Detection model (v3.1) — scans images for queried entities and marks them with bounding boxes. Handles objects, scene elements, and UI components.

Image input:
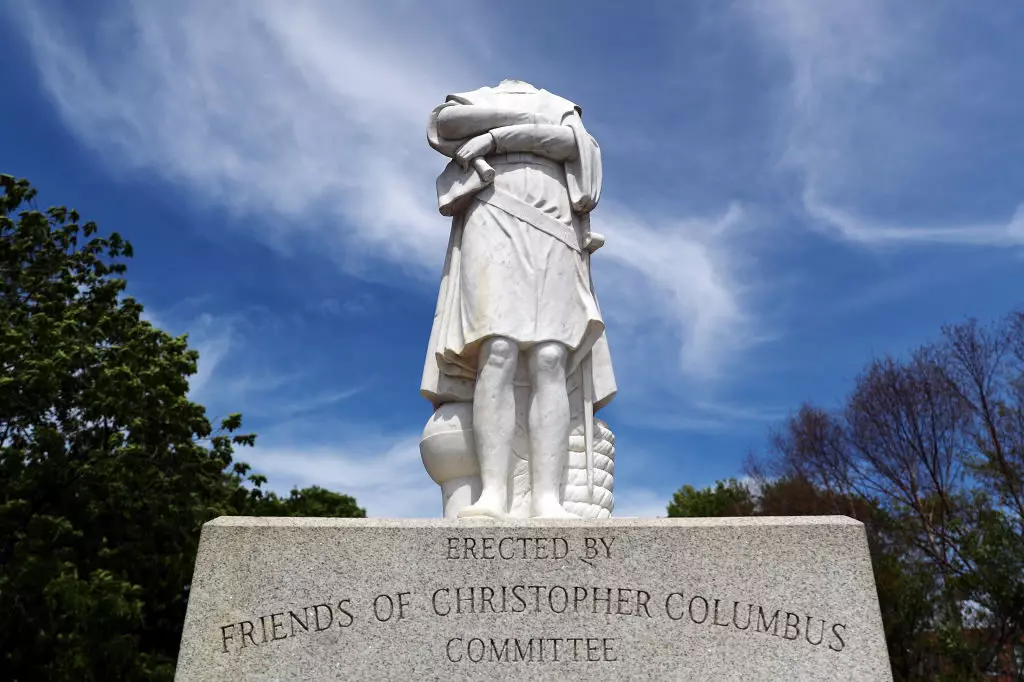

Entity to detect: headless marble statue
[419,80,617,519]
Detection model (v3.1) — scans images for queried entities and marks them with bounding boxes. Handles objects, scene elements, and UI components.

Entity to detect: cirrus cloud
[14,0,761,382]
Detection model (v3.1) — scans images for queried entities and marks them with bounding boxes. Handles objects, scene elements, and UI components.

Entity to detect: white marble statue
[419,79,616,520]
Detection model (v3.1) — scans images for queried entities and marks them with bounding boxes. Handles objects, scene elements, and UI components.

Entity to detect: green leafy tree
[0,175,362,680]
[667,478,755,517]
[251,484,365,518]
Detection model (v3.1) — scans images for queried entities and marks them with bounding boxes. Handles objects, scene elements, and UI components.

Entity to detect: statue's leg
[527,341,578,519]
[458,336,518,519]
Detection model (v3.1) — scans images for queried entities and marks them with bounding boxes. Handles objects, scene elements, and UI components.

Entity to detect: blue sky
[3,0,1023,517]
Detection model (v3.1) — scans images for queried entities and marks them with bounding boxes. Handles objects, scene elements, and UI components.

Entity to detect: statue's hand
[454,133,495,170]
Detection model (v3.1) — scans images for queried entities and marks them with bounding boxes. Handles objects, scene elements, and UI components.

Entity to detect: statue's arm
[436,106,549,139]
[489,124,577,161]
[563,111,602,213]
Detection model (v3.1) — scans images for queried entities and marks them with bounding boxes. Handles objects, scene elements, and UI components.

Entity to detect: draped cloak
[419,82,616,412]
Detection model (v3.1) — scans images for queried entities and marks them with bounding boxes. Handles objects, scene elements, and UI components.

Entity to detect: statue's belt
[474,185,581,253]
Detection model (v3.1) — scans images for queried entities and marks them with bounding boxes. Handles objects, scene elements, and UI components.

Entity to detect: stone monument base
[175,517,891,680]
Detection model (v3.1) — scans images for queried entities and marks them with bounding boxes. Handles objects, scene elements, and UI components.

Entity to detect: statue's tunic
[462,155,596,352]
[420,82,616,412]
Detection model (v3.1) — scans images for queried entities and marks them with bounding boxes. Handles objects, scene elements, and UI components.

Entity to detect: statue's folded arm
[437,105,547,139]
[489,124,577,161]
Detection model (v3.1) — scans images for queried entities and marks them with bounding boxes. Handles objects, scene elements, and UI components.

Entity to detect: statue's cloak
[419,82,616,412]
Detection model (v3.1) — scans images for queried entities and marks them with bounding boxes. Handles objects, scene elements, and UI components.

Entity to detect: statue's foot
[532,501,580,519]
[458,493,506,519]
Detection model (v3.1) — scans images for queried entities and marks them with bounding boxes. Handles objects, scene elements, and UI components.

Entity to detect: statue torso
[447,82,578,125]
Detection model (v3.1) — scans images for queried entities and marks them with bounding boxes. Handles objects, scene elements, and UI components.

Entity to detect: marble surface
[175,516,892,680]
[419,79,618,520]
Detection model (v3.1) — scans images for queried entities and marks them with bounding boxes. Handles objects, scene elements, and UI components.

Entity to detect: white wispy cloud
[804,197,1024,247]
[143,303,367,425]
[251,436,676,519]
[617,399,788,437]
[612,487,669,518]
[744,0,1024,247]
[30,0,464,268]
[598,202,755,379]
[142,303,413,515]
[13,1,780,516]
[16,0,759,381]
[140,307,234,401]
[247,434,440,518]
[180,313,236,401]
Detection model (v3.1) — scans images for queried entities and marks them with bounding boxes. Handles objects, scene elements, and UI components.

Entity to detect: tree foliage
[0,175,364,680]
[737,311,1024,680]
[249,484,366,518]
[667,478,755,517]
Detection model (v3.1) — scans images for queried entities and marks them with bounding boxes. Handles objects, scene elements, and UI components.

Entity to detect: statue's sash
[473,185,581,253]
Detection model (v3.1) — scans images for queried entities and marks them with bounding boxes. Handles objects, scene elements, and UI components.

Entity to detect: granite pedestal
[175,516,891,680]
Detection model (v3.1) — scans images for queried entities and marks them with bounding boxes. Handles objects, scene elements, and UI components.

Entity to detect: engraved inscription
[447,536,571,560]
[219,600,354,653]
[664,592,847,651]
[372,592,411,622]
[212,535,852,662]
[446,535,615,562]
[582,537,615,560]
[445,637,618,663]
[429,585,653,617]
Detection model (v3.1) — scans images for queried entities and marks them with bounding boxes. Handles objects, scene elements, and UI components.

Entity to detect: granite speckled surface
[175,517,891,681]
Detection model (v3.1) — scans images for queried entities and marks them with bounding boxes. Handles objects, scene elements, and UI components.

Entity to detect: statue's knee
[481,337,518,372]
[530,343,567,376]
